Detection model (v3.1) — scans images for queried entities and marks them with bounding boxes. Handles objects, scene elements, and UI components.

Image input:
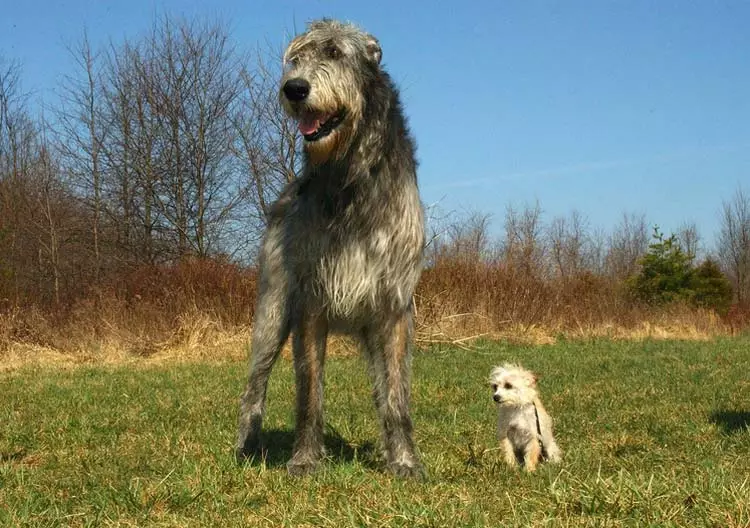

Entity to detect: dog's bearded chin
[298,109,346,142]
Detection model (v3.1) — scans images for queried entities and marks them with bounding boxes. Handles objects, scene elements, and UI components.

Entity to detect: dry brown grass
[414,257,735,347]
[0,256,744,369]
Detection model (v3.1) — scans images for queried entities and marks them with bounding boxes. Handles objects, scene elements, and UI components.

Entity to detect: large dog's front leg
[236,228,291,463]
[365,310,424,479]
[287,310,328,476]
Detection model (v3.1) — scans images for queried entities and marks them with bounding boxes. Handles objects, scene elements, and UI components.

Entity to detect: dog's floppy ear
[365,34,382,65]
[522,370,538,386]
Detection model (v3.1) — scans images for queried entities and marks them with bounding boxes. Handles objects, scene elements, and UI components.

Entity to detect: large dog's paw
[286,458,321,477]
[235,444,262,465]
[234,434,263,465]
[387,461,427,480]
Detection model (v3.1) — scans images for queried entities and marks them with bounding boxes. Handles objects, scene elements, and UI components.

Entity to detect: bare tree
[232,47,300,246]
[101,40,148,261]
[34,121,64,305]
[142,17,246,258]
[503,201,546,276]
[422,203,452,266]
[585,226,608,275]
[57,31,106,281]
[718,187,750,304]
[0,58,39,301]
[60,16,250,263]
[443,210,492,261]
[676,221,701,264]
[0,57,35,180]
[0,61,87,307]
[2,19,307,310]
[51,16,305,268]
[547,209,589,280]
[605,212,648,279]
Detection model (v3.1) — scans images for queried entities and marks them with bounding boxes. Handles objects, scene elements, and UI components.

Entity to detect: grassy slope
[1,338,749,527]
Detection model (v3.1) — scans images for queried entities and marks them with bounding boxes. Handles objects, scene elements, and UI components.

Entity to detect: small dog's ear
[522,370,538,386]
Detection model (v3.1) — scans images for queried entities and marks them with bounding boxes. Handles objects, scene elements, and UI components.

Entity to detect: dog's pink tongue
[298,116,320,135]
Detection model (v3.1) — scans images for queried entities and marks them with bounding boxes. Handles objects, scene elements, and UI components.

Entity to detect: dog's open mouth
[298,109,346,141]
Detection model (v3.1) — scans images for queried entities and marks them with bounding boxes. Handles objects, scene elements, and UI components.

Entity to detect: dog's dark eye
[491,384,497,391]
[326,44,341,60]
[504,382,513,390]
[284,55,298,71]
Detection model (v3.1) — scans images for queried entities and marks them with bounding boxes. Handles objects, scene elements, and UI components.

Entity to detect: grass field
[1,337,749,527]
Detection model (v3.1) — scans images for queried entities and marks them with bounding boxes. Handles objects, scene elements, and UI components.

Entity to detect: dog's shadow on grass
[240,427,379,469]
[709,410,750,435]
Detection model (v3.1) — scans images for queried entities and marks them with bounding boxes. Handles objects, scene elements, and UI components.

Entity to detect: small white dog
[489,363,562,471]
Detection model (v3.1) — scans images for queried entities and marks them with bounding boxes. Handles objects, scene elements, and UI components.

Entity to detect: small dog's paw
[546,447,563,464]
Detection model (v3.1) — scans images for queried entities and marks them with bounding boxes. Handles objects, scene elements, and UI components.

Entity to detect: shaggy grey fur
[235,19,426,478]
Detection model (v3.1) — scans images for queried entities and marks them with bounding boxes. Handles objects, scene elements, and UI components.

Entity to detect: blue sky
[2,0,749,251]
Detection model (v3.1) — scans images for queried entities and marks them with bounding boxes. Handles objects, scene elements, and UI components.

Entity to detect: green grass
[1,338,749,527]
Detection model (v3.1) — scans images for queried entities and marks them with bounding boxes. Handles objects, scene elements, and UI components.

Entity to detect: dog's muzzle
[282,78,347,142]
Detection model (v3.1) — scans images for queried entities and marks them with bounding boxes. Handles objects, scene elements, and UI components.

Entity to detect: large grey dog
[235,19,426,478]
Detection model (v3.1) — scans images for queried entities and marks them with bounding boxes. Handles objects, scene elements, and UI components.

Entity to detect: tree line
[1,15,749,320]
[428,197,749,312]
[1,17,297,308]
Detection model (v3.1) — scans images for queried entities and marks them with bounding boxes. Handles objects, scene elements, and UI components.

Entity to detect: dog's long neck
[348,70,417,183]
[306,69,419,216]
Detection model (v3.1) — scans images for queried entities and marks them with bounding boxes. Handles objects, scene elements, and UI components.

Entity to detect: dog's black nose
[493,394,501,403]
[283,78,310,102]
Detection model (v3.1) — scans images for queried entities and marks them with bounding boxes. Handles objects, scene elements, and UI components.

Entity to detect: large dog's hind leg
[287,310,328,476]
[364,308,424,479]
[236,230,290,463]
